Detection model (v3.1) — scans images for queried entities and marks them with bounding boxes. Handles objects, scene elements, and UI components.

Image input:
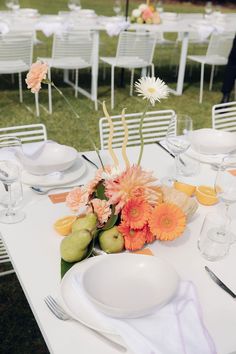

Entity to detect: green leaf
[61,258,77,279]
[95,181,107,200]
[101,205,118,231]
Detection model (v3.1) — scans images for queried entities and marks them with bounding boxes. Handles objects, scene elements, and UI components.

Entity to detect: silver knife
[205,266,236,299]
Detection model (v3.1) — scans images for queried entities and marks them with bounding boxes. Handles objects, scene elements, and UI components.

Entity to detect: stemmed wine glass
[113,0,121,17]
[5,0,19,11]
[68,0,81,11]
[0,160,25,224]
[204,1,213,17]
[215,153,236,243]
[165,115,193,179]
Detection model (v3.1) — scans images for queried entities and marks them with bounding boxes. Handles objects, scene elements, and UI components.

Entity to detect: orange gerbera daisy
[143,224,155,244]
[118,222,146,251]
[121,198,151,229]
[148,203,186,241]
[105,165,162,214]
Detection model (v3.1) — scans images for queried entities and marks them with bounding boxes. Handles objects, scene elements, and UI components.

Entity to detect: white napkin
[0,22,9,35]
[105,20,130,37]
[190,23,224,41]
[73,278,216,354]
[35,20,72,37]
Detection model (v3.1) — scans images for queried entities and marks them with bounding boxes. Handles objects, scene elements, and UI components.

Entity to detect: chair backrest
[52,30,98,66]
[206,32,235,58]
[212,101,236,132]
[116,31,156,65]
[99,110,176,149]
[0,31,34,68]
[0,124,47,143]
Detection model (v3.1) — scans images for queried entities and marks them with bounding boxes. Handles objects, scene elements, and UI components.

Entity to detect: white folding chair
[0,123,47,277]
[39,30,99,113]
[100,31,157,109]
[187,32,235,103]
[99,109,176,149]
[212,101,236,132]
[0,31,38,114]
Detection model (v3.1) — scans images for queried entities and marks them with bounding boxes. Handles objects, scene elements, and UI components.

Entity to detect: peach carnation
[148,203,186,241]
[121,198,151,229]
[25,61,48,93]
[66,186,89,213]
[87,198,111,225]
[142,7,153,21]
[86,165,114,196]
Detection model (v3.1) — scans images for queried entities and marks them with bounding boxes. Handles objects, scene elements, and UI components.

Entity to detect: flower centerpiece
[130,2,161,25]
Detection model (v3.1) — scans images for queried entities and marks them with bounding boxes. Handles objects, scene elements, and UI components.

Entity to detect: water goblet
[0,160,25,224]
[214,153,236,243]
[68,0,81,11]
[205,1,213,17]
[113,0,121,17]
[165,114,193,180]
[11,0,20,10]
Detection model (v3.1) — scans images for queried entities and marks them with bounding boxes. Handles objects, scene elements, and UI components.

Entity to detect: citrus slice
[174,181,196,197]
[54,216,77,236]
[195,185,218,206]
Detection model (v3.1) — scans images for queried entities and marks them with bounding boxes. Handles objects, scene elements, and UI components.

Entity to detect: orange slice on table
[54,216,77,236]
[195,185,218,206]
[174,181,196,197]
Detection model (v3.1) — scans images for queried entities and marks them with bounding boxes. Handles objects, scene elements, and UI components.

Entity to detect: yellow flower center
[131,208,139,217]
[147,87,156,94]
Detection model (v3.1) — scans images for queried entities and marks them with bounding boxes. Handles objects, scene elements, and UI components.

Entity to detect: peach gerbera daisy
[66,186,89,213]
[105,165,162,214]
[87,198,111,225]
[121,198,151,229]
[118,222,146,251]
[148,203,186,241]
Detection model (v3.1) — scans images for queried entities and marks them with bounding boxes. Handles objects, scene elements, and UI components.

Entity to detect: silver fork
[44,295,127,352]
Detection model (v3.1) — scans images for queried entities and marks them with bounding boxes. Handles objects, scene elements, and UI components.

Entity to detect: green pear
[72,213,97,235]
[60,229,92,262]
[99,226,125,254]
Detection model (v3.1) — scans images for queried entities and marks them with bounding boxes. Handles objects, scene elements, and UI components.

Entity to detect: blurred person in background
[220,35,236,103]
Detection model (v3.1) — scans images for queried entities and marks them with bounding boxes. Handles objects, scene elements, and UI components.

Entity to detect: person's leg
[221,36,236,102]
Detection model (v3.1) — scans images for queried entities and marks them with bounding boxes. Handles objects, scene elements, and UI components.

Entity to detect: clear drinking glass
[68,0,81,11]
[11,0,20,10]
[156,0,164,13]
[166,115,193,178]
[113,0,121,17]
[205,1,213,16]
[0,160,25,224]
[215,154,236,243]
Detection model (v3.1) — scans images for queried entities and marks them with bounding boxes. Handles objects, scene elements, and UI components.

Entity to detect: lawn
[0,1,235,353]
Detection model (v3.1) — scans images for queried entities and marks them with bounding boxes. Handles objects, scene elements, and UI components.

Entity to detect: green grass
[0,1,236,353]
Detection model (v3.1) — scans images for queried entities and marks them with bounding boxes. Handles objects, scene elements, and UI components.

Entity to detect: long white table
[1,144,236,354]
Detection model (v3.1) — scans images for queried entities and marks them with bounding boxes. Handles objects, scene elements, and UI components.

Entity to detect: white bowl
[190,128,236,155]
[81,254,179,318]
[18,142,78,175]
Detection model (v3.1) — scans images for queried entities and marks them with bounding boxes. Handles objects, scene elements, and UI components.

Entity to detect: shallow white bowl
[190,128,236,155]
[18,142,78,175]
[81,254,179,318]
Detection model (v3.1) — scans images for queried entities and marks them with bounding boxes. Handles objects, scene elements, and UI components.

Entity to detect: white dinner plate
[60,256,117,334]
[60,255,179,334]
[21,156,86,187]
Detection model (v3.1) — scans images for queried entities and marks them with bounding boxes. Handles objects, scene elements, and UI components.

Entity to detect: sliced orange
[54,216,77,236]
[195,185,218,206]
[174,181,196,197]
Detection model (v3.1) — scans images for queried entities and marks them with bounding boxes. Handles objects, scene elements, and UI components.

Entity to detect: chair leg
[111,66,115,110]
[48,67,52,114]
[18,73,23,103]
[199,63,205,104]
[151,63,155,77]
[209,65,215,91]
[92,72,98,111]
[130,69,134,96]
[35,92,40,117]
[75,69,79,98]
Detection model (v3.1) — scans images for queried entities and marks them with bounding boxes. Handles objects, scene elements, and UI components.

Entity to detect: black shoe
[220,93,230,104]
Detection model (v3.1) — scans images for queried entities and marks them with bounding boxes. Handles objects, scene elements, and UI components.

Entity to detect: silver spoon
[30,184,83,195]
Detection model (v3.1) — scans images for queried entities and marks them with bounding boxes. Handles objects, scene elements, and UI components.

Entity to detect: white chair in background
[99,109,176,149]
[39,30,99,113]
[187,32,235,103]
[212,101,236,132]
[0,31,39,115]
[100,31,157,109]
[0,123,47,277]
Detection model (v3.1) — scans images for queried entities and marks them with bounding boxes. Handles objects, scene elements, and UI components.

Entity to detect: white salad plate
[21,156,86,187]
[60,255,179,333]
[185,147,226,165]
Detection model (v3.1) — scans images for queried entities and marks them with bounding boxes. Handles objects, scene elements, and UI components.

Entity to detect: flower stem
[137,102,150,166]
[48,81,105,170]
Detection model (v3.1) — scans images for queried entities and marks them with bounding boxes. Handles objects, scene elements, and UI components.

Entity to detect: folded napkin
[73,278,216,354]
[35,20,72,37]
[105,20,130,37]
[190,23,224,41]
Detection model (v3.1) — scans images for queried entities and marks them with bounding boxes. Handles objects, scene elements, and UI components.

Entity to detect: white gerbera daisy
[135,77,170,106]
